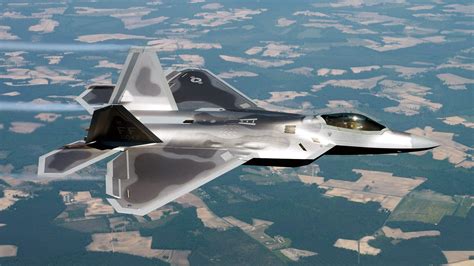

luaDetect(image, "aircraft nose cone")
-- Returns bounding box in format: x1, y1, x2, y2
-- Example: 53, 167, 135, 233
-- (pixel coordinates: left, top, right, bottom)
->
411, 135, 439, 150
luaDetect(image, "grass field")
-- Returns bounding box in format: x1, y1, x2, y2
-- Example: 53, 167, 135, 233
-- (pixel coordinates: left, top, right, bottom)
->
453, 196, 474, 218
57, 217, 110, 233
389, 190, 459, 224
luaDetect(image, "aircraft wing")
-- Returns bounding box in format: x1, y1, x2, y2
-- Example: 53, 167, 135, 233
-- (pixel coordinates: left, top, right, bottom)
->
167, 69, 261, 111
106, 146, 251, 215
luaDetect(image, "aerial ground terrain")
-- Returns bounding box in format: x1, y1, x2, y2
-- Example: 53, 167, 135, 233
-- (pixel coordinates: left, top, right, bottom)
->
0, 0, 473, 265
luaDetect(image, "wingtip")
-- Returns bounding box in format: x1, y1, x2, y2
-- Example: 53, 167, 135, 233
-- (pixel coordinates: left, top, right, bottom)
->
107, 198, 153, 216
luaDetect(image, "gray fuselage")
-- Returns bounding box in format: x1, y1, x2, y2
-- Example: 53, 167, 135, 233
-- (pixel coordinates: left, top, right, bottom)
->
131, 109, 437, 167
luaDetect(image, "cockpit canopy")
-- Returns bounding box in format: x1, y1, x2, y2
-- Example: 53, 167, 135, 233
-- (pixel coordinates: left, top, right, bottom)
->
321, 113, 386, 131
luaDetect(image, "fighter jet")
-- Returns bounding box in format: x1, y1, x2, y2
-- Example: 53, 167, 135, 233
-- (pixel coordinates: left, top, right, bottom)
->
38, 47, 438, 215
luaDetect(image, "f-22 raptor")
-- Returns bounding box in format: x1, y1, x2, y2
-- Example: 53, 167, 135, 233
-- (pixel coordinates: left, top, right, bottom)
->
38, 47, 438, 215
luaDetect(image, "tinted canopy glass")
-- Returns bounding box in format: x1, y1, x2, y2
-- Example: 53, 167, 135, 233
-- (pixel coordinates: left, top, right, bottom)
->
321, 113, 385, 131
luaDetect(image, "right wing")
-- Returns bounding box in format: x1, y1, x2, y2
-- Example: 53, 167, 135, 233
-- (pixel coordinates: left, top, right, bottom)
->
106, 146, 251, 215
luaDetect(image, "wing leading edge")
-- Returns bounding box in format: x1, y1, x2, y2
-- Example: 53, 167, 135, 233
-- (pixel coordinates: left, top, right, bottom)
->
106, 146, 251, 215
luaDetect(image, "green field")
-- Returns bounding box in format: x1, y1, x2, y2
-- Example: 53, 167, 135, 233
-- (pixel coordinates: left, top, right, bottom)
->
239, 167, 293, 185
57, 217, 110, 233
389, 190, 462, 224
453, 196, 474, 218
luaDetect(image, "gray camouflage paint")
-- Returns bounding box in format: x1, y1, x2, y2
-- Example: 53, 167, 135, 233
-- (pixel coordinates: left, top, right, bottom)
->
113, 148, 216, 204
169, 69, 260, 110
109, 47, 177, 111
135, 67, 161, 96
81, 86, 114, 105
45, 149, 94, 173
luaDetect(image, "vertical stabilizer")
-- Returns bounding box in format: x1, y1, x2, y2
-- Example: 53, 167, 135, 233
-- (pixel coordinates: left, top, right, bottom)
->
109, 47, 178, 111
86, 105, 161, 149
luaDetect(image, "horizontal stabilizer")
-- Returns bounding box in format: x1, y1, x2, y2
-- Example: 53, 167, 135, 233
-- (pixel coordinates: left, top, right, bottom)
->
38, 141, 119, 178
106, 145, 250, 215
76, 85, 115, 114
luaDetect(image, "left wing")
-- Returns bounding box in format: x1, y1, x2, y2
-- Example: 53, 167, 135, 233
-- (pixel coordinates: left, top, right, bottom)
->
106, 146, 250, 215
167, 69, 261, 111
